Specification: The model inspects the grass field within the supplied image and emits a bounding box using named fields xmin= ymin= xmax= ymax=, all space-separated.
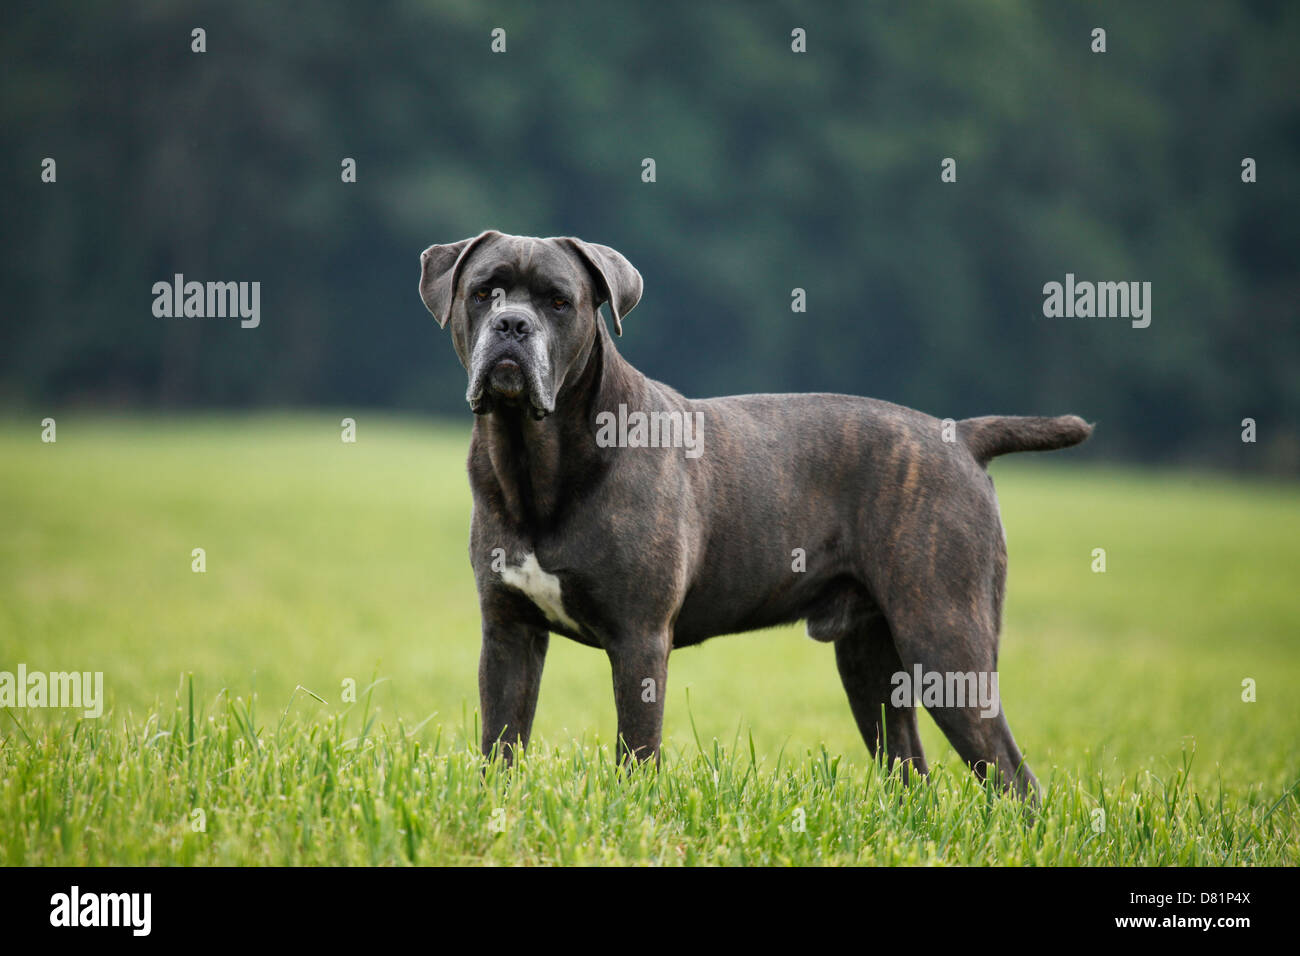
xmin=1 ymin=414 xmax=1297 ymax=865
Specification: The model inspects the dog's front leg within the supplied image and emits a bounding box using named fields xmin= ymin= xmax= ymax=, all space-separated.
xmin=479 ymin=620 xmax=549 ymax=765
xmin=606 ymin=631 xmax=670 ymax=766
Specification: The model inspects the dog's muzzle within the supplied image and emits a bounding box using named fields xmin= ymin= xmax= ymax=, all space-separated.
xmin=467 ymin=312 xmax=554 ymax=419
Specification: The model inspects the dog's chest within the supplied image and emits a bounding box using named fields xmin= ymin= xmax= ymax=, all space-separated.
xmin=500 ymin=552 xmax=581 ymax=632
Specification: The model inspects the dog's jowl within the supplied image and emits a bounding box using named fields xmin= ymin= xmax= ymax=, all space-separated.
xmin=420 ymin=230 xmax=1091 ymax=800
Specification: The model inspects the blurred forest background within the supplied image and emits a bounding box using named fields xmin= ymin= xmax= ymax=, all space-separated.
xmin=2 ymin=0 xmax=1297 ymax=470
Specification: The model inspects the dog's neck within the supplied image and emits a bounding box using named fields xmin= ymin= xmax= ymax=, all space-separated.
xmin=470 ymin=320 xmax=645 ymax=529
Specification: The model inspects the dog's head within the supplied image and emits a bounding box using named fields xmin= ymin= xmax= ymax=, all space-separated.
xmin=419 ymin=231 xmax=642 ymax=419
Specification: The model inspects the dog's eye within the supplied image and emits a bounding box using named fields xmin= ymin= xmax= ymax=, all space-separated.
xmin=472 ymin=287 xmax=492 ymax=303
xmin=551 ymin=297 xmax=569 ymax=311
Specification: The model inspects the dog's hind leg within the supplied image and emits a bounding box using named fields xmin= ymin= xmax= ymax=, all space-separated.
xmin=926 ymin=687 xmax=1038 ymax=802
xmin=886 ymin=609 xmax=1039 ymax=802
xmin=834 ymin=615 xmax=929 ymax=781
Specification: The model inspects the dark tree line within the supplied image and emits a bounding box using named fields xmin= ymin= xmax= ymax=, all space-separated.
xmin=2 ymin=1 xmax=1297 ymax=470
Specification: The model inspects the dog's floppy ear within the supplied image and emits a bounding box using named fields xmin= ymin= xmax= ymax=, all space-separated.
xmin=419 ymin=230 xmax=500 ymax=328
xmin=556 ymin=238 xmax=643 ymax=336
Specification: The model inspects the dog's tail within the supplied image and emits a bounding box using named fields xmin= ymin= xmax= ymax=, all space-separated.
xmin=958 ymin=415 xmax=1093 ymax=466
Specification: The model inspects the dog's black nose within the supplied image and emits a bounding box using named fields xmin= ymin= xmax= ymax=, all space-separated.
xmin=492 ymin=311 xmax=534 ymax=339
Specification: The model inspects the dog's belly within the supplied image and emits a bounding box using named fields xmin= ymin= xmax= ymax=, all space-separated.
xmin=496 ymin=546 xmax=876 ymax=650
xmin=672 ymin=570 xmax=880 ymax=647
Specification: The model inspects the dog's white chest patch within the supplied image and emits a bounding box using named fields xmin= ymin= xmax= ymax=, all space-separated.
xmin=500 ymin=553 xmax=580 ymax=631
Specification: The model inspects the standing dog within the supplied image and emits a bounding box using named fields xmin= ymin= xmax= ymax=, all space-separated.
xmin=420 ymin=230 xmax=1090 ymax=799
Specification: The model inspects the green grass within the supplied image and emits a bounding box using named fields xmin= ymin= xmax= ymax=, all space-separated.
xmin=1 ymin=413 xmax=1297 ymax=865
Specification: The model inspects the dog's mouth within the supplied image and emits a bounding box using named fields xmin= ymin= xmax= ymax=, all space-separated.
xmin=468 ymin=354 xmax=553 ymax=420
xmin=488 ymin=358 xmax=526 ymax=399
